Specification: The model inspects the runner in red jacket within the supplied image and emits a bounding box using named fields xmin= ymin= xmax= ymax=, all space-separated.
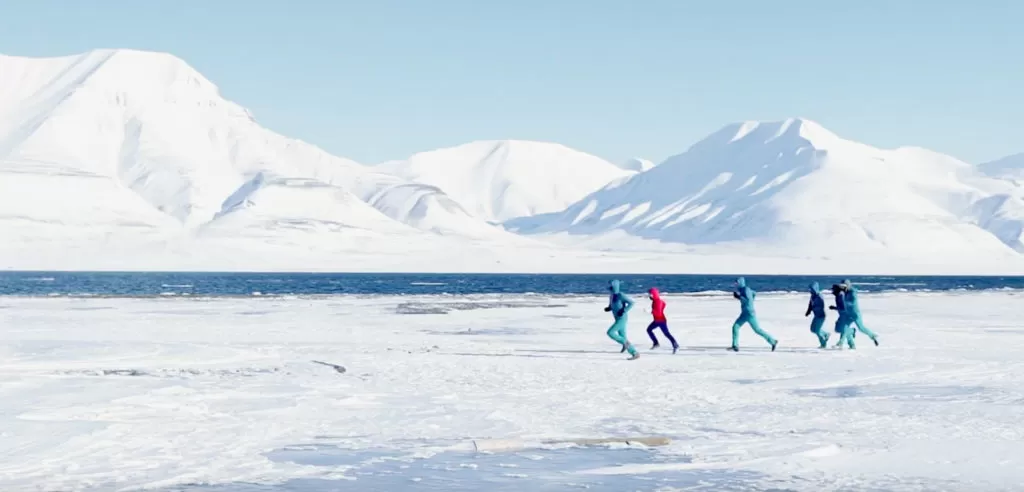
xmin=646 ymin=287 xmax=679 ymax=353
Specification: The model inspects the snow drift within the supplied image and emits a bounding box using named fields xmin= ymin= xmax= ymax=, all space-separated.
xmin=376 ymin=140 xmax=631 ymax=223
xmin=508 ymin=118 xmax=1024 ymax=260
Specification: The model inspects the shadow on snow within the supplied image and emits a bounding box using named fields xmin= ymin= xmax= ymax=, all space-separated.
xmin=166 ymin=444 xmax=783 ymax=491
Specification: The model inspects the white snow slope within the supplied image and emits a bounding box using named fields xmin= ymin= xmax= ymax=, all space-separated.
xmin=975 ymin=153 xmax=1024 ymax=252
xmin=2 ymin=292 xmax=1023 ymax=491
xmin=376 ymin=140 xmax=632 ymax=223
xmin=0 ymin=49 xmax=517 ymax=254
xmin=508 ymin=118 xmax=1024 ymax=259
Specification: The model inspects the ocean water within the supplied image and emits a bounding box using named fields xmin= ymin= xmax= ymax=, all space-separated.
xmin=0 ymin=272 xmax=1022 ymax=297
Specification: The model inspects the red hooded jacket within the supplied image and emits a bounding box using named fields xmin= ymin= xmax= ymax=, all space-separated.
xmin=649 ymin=287 xmax=666 ymax=321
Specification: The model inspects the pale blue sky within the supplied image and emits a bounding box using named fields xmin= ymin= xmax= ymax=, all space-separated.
xmin=1 ymin=0 xmax=1020 ymax=165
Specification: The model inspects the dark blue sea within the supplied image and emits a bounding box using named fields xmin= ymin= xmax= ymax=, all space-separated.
xmin=0 ymin=272 xmax=1022 ymax=297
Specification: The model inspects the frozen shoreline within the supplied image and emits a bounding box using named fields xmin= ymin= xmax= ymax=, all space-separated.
xmin=0 ymin=292 xmax=1021 ymax=491
xmin=1 ymin=288 xmax=1022 ymax=301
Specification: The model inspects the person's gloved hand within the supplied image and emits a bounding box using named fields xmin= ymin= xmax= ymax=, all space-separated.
xmin=604 ymin=306 xmax=611 ymax=312
xmin=829 ymin=305 xmax=836 ymax=310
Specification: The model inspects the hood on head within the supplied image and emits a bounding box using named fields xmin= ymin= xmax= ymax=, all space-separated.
xmin=649 ymin=287 xmax=661 ymax=299
xmin=736 ymin=277 xmax=746 ymax=288
xmin=841 ymin=279 xmax=852 ymax=289
xmin=609 ymin=279 xmax=621 ymax=294
xmin=809 ymin=282 xmax=820 ymax=293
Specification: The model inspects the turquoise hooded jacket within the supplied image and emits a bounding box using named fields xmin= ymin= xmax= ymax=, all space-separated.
xmin=606 ymin=279 xmax=634 ymax=319
xmin=733 ymin=277 xmax=756 ymax=315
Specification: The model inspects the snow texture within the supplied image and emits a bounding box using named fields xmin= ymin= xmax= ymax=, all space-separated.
xmin=1 ymin=292 xmax=1023 ymax=491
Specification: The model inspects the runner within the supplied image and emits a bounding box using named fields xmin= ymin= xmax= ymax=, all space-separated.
xmin=729 ymin=277 xmax=778 ymax=352
xmin=805 ymin=282 xmax=830 ymax=348
xmin=604 ymin=279 xmax=640 ymax=360
xmin=645 ymin=287 xmax=679 ymax=353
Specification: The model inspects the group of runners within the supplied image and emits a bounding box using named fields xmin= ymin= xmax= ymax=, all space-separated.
xmin=603 ymin=277 xmax=880 ymax=360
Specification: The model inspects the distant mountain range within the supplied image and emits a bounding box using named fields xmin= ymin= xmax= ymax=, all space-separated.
xmin=1 ymin=49 xmax=1021 ymax=273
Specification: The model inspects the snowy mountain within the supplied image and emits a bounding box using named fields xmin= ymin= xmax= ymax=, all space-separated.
xmin=375 ymin=140 xmax=631 ymax=223
xmin=974 ymin=153 xmax=1024 ymax=252
xmin=507 ymin=118 xmax=1024 ymax=259
xmin=0 ymin=49 xmax=513 ymax=250
xmin=981 ymin=153 xmax=1024 ymax=181
xmin=2 ymin=49 xmax=1021 ymax=272
xmin=619 ymin=157 xmax=655 ymax=172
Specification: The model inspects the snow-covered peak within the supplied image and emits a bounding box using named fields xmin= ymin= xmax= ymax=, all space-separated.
xmin=0 ymin=49 xmax=513 ymax=243
xmin=508 ymin=118 xmax=1024 ymax=259
xmin=416 ymin=139 xmax=608 ymax=168
xmin=377 ymin=139 xmax=631 ymax=222
xmin=641 ymin=118 xmax=841 ymax=185
xmin=694 ymin=117 xmax=846 ymax=154
xmin=0 ymin=49 xmax=224 ymax=110
xmin=86 ymin=49 xmax=219 ymax=93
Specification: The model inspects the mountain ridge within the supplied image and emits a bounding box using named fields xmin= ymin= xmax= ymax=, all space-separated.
xmin=1 ymin=49 xmax=1021 ymax=271
xmin=0 ymin=48 xmax=520 ymax=243
xmin=507 ymin=118 xmax=1024 ymax=259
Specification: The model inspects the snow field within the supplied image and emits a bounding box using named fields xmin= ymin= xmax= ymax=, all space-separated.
xmin=0 ymin=291 xmax=1022 ymax=490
